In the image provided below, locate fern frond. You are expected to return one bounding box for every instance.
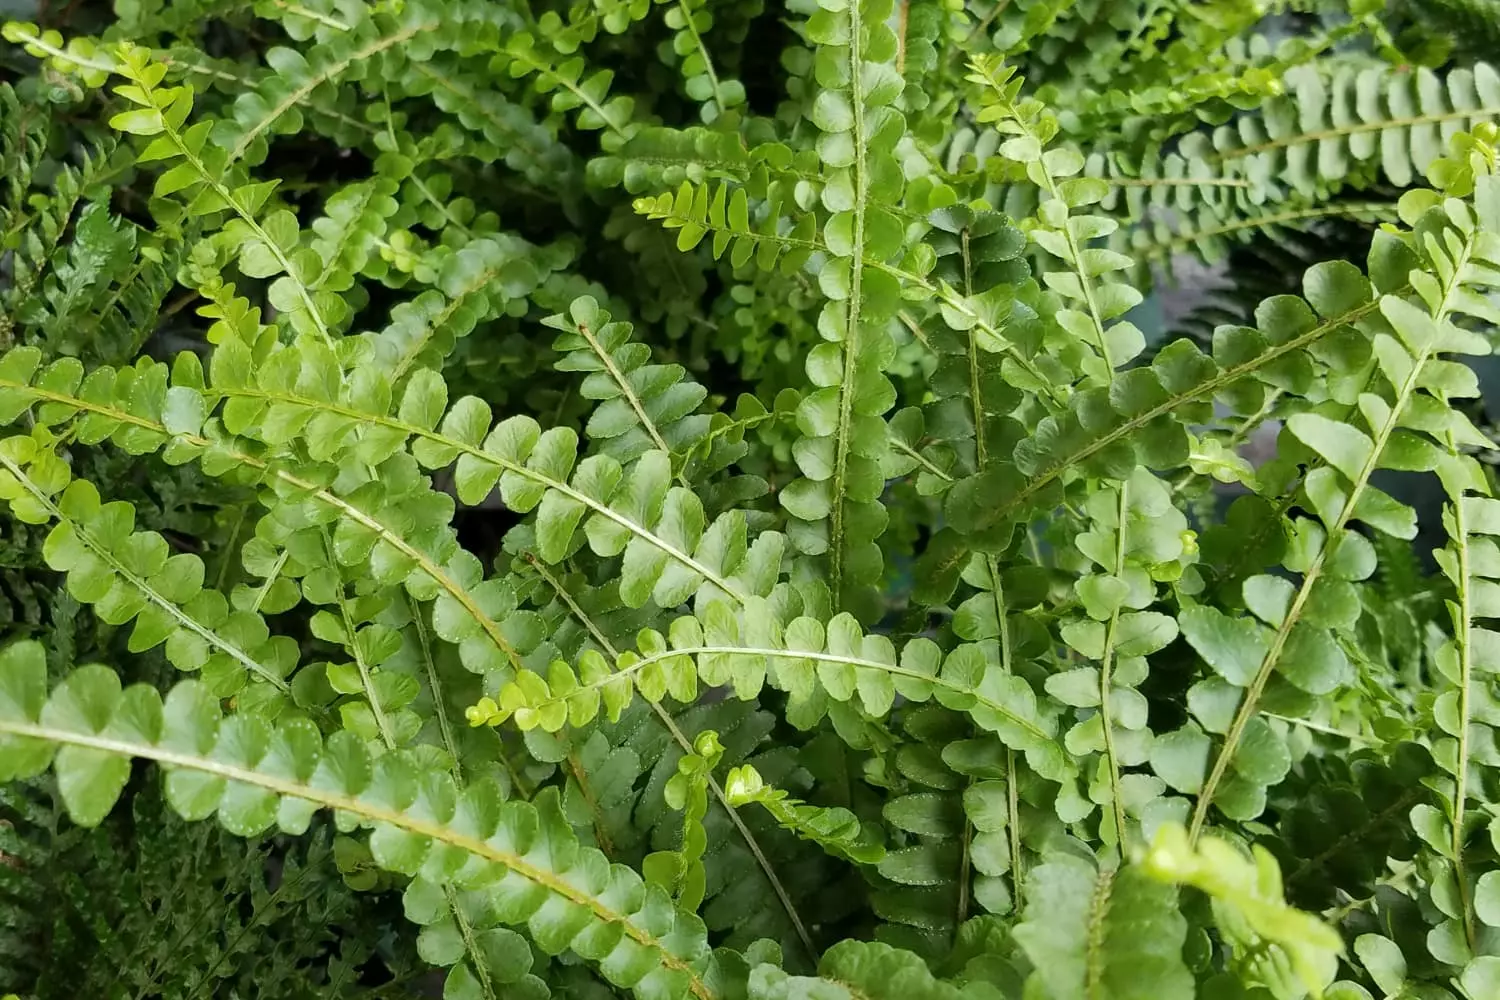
[522,558,822,961]
[546,296,710,468]
[479,601,1072,787]
[796,0,905,618]
[0,641,720,1000]
[1,142,120,337]
[1012,857,1194,1000]
[724,762,883,864]
[748,939,971,1000]
[662,0,745,123]
[615,128,816,196]
[490,29,639,149]
[1143,824,1343,997]
[4,3,1500,996]
[633,180,819,273]
[0,435,296,697]
[1187,63,1500,198]
[213,7,446,168]
[975,258,1392,535]
[0,349,534,681]
[0,83,48,244]
[968,56,1141,382]
[1187,179,1500,839]
[405,57,582,192]
[1428,403,1500,953]
[1055,471,1188,851]
[365,233,577,381]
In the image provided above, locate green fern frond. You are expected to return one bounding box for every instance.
[1186,62,1500,198]
[1013,856,1194,1000]
[2,3,1500,998]
[0,641,721,1000]
[546,295,710,468]
[480,600,1073,792]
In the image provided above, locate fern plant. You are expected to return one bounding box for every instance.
[1,0,1500,998]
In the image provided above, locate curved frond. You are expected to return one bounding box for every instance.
[0,641,719,1000]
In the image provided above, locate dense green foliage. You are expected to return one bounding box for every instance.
[1,0,1500,997]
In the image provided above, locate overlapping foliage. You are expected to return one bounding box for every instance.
[1,0,1499,997]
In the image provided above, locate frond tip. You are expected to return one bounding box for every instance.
[1142,824,1343,998]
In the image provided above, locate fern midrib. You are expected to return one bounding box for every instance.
[1445,442,1479,952]
[447,882,498,1000]
[417,649,505,1000]
[509,49,630,138]
[829,0,869,610]
[5,163,86,305]
[412,608,461,782]
[1097,484,1129,851]
[1189,263,1470,844]
[0,379,529,672]
[986,562,1025,908]
[964,242,1007,922]
[0,717,716,1000]
[0,450,290,691]
[565,751,617,857]
[891,436,955,482]
[683,408,780,468]
[1041,171,1114,378]
[269,0,353,31]
[1083,867,1115,1000]
[964,233,987,471]
[328,537,398,748]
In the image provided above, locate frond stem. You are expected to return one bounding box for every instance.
[1098,482,1130,853]
[828,0,870,610]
